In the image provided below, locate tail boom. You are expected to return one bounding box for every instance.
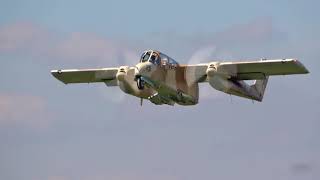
[208,75,269,102]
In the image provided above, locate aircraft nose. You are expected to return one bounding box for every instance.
[134,62,152,78]
[134,66,140,75]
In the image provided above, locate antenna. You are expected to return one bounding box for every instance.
[229,94,233,104]
[140,98,143,106]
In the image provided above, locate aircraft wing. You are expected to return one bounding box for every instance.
[51,68,118,85]
[185,59,309,82]
[218,59,309,80]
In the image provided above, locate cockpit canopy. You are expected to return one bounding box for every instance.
[140,50,179,66]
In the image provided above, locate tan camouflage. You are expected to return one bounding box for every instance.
[51,49,309,106]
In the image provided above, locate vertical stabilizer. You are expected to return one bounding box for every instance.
[251,75,269,101]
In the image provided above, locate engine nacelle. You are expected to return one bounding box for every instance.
[206,62,219,77]
[206,62,233,79]
[206,62,234,92]
[208,75,234,92]
[116,66,129,81]
[207,62,252,97]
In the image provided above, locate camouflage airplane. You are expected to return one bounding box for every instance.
[51,49,309,106]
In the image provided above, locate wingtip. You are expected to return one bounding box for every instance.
[293,59,310,74]
[51,70,58,75]
[51,69,64,76]
[50,70,58,77]
[301,64,310,74]
[50,69,67,84]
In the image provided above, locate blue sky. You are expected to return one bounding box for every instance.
[0,0,319,180]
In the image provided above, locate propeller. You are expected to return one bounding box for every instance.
[186,46,233,101]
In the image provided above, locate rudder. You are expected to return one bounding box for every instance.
[251,75,269,101]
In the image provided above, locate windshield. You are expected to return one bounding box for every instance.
[140,50,178,66]
[140,50,160,65]
[141,51,150,62]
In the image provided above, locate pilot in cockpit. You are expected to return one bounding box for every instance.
[140,51,160,65]
[150,52,160,65]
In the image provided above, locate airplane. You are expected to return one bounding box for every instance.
[51,49,309,106]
